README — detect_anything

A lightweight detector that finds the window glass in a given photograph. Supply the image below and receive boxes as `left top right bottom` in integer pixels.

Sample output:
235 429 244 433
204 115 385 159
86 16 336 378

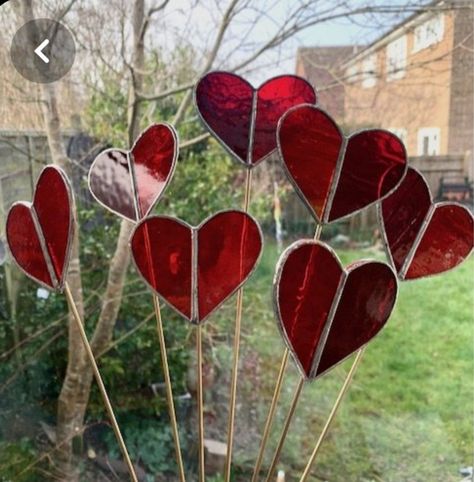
362 54 377 88
386 35 407 81
417 127 441 155
413 14 444 52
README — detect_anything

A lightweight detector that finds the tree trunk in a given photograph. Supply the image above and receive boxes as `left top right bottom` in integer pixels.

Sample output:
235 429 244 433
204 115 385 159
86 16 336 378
53 1 145 479
41 62 89 482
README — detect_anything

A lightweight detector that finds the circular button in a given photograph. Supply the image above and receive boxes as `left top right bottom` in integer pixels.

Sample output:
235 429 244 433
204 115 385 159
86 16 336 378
10 18 76 83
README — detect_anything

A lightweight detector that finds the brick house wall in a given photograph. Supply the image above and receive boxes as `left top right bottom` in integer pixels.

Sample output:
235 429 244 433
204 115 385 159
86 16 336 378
448 2 473 161
295 46 357 122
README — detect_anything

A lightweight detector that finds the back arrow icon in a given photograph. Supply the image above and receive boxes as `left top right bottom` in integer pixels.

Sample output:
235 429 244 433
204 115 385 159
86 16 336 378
34 39 50 64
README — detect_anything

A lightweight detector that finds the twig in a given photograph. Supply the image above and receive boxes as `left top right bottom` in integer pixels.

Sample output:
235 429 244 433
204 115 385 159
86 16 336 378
196 324 205 482
153 295 186 482
251 349 289 482
264 378 305 482
224 168 252 481
298 348 366 482
64 283 138 482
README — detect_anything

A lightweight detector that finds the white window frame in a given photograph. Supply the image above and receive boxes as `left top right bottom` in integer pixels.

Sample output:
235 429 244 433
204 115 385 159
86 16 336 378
362 54 377 88
388 127 408 145
345 64 358 84
417 127 441 155
413 14 444 53
386 35 407 81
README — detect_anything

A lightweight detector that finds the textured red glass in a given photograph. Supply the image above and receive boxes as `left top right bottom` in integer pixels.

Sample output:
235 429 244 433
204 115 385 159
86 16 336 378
278 105 407 223
131 210 263 324
405 205 473 278
276 243 341 375
381 168 431 272
278 106 341 220
89 123 177 221
195 71 316 167
329 129 407 221
275 241 397 380
197 211 262 320
131 217 192 318
131 124 177 217
317 262 398 376
381 167 474 279
6 166 73 290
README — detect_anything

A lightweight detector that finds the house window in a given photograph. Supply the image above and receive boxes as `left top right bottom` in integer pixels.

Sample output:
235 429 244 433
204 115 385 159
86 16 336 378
362 54 377 88
417 127 440 155
386 35 407 81
413 14 444 52
345 64 358 84
388 128 407 145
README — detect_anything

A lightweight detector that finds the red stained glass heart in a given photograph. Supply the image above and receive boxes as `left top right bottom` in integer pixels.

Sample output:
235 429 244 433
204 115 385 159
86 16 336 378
130 210 263 324
380 167 473 280
88 123 178 221
6 165 74 291
278 105 407 223
195 72 316 167
274 241 397 380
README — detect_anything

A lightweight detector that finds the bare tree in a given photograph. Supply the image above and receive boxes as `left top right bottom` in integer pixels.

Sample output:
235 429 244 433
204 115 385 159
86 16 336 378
2 0 456 479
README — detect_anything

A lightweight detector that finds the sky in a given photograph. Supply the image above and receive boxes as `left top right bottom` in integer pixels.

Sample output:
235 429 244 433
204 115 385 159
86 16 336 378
157 0 417 81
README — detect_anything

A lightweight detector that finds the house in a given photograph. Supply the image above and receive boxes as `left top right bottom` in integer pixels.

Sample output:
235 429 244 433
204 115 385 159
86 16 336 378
292 0 473 233
341 0 473 162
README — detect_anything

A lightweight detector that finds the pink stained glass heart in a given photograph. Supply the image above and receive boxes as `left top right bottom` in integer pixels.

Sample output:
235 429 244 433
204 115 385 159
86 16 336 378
278 104 407 223
6 165 74 290
88 123 178 222
195 71 316 167
130 210 263 324
275 240 397 380
380 167 474 280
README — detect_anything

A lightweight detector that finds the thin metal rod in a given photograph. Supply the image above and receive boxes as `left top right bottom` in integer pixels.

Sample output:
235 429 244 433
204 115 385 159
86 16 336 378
153 295 186 482
196 324 205 482
251 348 289 482
63 283 138 482
224 169 253 482
264 377 305 482
251 223 323 481
299 347 366 482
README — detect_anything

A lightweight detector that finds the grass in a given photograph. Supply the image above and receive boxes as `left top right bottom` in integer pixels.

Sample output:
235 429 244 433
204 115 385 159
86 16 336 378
235 239 473 482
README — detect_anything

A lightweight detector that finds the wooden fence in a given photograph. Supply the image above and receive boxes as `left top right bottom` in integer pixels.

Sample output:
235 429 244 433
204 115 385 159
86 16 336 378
280 153 473 239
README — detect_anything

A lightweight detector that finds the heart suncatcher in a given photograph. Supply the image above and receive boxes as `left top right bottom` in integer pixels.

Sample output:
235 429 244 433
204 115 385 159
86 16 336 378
195 71 316 167
274 240 397 380
130 210 263 324
278 104 407 223
6 165 74 291
380 167 474 280
88 123 178 222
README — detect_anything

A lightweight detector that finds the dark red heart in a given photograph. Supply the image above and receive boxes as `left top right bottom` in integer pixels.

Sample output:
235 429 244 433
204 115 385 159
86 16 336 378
278 105 407 223
6 165 74 290
88 123 177 221
380 167 473 280
274 241 397 380
130 210 263 324
195 71 316 167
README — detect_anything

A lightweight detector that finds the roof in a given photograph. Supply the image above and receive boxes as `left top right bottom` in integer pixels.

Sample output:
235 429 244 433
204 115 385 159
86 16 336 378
297 46 359 86
341 0 469 68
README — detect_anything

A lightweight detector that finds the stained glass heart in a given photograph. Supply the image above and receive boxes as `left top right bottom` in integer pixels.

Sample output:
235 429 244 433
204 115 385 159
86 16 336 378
6 165 74 291
88 123 178 222
380 167 473 280
278 104 407 223
274 240 397 380
195 71 316 167
130 210 263 324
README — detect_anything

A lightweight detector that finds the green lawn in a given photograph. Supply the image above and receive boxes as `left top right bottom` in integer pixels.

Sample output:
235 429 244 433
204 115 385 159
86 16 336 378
236 240 473 482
